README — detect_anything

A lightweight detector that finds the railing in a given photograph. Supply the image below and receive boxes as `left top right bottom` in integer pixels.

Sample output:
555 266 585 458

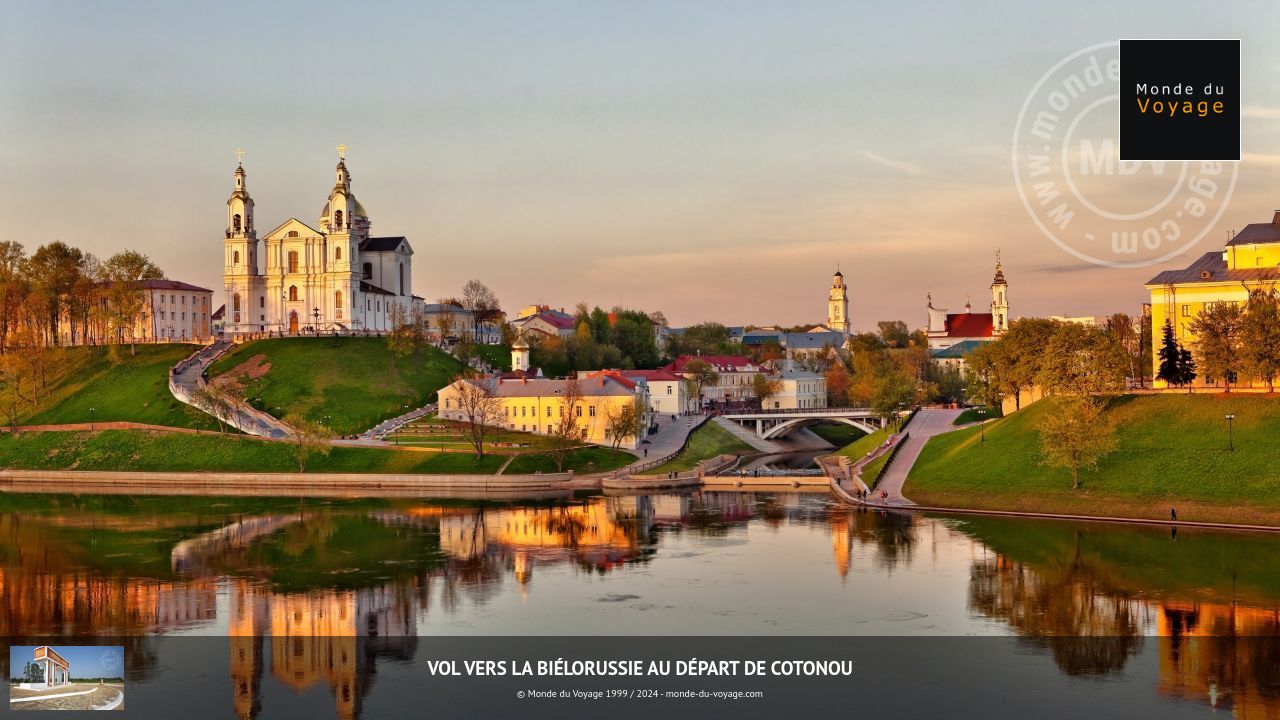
615 414 712 476
870 431 910 489
721 406 876 417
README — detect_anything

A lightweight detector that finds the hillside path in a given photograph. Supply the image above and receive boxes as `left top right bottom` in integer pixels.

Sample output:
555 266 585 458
875 407 965 506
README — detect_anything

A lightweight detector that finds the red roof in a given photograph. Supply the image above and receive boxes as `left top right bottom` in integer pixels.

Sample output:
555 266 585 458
664 355 757 373
944 313 994 339
622 369 682 382
582 370 638 390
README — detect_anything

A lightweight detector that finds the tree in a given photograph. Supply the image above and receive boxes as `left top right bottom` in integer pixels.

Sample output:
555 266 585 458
871 366 916 422
26 241 89 346
749 372 783 406
877 320 910 348
605 397 644 451
1036 323 1127 397
284 413 331 472
681 359 719 412
1038 396 1115 489
0 241 27 352
451 375 503 458
1189 301 1245 391
1156 318 1181 386
1177 345 1197 390
1241 288 1280 391
460 279 503 325
102 250 164 354
547 376 585 471
189 384 232 434
824 362 851 406
1104 312 1139 383
964 341 1003 409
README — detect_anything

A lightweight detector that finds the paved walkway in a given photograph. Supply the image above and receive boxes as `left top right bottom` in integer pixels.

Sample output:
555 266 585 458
620 413 708 473
170 341 292 440
874 407 965 506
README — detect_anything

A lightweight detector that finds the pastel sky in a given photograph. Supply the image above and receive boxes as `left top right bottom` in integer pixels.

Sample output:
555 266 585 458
3 1 1279 329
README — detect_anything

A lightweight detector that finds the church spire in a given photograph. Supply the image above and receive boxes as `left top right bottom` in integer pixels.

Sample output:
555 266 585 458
227 149 254 239
990 250 1008 335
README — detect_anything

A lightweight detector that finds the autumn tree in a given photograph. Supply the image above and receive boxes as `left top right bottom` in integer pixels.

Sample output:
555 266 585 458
1190 301 1245 391
284 412 332 472
605 397 644 451
680 359 719 412
1037 322 1127 397
749 372 783 406
824 362 851 406
1241 288 1280 391
1039 396 1115 489
102 250 163 354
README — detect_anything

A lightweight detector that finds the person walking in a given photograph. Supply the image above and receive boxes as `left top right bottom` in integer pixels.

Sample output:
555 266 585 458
1171 507 1177 522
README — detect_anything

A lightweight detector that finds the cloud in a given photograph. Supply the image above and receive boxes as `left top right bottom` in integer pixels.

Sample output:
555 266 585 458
1244 105 1280 120
860 150 932 177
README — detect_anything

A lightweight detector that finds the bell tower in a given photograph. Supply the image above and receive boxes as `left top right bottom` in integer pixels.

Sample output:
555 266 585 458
827 268 850 338
990 251 1009 335
225 150 258 277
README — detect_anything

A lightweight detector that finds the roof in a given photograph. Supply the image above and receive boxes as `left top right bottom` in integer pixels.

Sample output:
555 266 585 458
664 355 758 373
457 375 638 399
1146 250 1280 285
211 304 225 320
1226 214 1280 246
930 339 989 359
621 369 683 382
783 331 845 349
518 312 576 330
942 313 994 339
580 370 638 390
422 302 466 313
360 281 395 296
140 279 213 293
359 236 408 252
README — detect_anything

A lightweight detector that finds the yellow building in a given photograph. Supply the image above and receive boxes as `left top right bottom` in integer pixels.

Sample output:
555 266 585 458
437 372 648 450
1145 210 1280 389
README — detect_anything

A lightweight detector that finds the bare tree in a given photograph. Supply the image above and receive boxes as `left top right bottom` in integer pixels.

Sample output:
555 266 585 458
461 279 503 327
190 384 232 434
605 397 644 450
451 375 504 458
547 377 585 471
284 413 332 472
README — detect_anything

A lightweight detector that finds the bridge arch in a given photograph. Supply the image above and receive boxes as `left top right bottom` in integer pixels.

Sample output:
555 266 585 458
760 416 881 440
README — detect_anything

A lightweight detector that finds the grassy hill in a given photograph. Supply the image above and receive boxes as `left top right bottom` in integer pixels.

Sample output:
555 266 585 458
19 344 217 430
207 337 462 435
909 394 1280 525
0 430 506 474
649 421 755 473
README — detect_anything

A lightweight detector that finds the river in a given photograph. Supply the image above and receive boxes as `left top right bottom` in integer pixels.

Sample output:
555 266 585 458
3 489 1278 717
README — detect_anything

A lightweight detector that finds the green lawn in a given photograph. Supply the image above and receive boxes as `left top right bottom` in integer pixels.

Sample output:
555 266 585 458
503 446 633 474
207 337 462 435
20 344 219 430
0 430 505 474
834 426 890 460
648 421 755 473
809 422 866 447
470 343 511 372
861 451 891 487
953 406 1000 425
909 394 1280 525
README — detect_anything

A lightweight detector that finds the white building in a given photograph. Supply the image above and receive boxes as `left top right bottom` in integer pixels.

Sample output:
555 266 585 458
222 150 415 337
771 364 828 410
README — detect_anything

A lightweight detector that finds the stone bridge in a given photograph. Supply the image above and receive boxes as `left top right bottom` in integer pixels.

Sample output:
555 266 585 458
720 407 884 439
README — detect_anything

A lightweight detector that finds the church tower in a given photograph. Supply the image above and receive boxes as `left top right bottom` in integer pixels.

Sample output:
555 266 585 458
224 152 262 331
990 251 1009 335
827 268 850 337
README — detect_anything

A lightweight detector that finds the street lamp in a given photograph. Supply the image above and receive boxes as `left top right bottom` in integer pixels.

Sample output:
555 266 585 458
978 408 987 443
1226 413 1235 452
89 407 95 432
312 307 321 333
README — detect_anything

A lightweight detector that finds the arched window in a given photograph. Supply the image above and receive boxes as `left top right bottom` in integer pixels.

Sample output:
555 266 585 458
232 214 242 232
398 263 405 295
289 285 298 301
287 251 299 273
334 209 343 228
232 293 241 312
233 250 240 265
336 246 342 261
334 290 343 309
362 262 372 280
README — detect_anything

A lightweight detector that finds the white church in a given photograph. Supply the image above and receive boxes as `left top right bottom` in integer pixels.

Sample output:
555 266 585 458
222 149 415 336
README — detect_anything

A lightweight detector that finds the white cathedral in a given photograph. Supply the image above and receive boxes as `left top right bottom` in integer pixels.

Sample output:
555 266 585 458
222 150 415 336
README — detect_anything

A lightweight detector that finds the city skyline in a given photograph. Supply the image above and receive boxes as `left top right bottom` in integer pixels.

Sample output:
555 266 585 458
5 1 1280 327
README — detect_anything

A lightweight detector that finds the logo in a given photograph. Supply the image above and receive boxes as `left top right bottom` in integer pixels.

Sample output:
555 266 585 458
100 647 123 672
1012 41 1238 268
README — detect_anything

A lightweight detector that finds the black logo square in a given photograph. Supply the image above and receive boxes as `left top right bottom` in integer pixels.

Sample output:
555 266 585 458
1119 39 1240 161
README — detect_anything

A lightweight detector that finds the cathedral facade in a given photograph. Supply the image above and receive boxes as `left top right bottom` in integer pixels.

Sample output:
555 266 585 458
222 152 415 336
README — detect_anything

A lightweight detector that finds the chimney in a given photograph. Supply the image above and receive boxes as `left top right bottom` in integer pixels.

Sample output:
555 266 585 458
1273 210 1280 225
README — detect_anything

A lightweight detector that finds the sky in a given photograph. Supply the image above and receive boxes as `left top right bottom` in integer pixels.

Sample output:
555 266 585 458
3 1 1280 330
9 645 124 680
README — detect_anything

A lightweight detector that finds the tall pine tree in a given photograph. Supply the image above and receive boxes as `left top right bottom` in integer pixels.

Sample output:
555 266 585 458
1156 319 1181 385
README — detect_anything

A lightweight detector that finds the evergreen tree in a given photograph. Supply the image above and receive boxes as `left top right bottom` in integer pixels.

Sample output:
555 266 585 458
1177 345 1197 390
1156 319 1181 385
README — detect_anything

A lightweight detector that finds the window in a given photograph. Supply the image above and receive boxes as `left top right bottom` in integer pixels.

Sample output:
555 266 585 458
336 246 342 261
288 251 299 273
399 263 405 295
334 209 343 228
1182 305 1190 317
546 406 552 417
589 406 596 417
334 291 343 309
232 214 241 232
576 406 582 417
289 285 298 301
232 293 241 312
233 250 240 265
259 296 264 308
362 262 372 280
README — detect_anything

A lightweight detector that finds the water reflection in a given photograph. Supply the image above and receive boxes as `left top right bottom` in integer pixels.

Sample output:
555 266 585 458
6 494 1280 717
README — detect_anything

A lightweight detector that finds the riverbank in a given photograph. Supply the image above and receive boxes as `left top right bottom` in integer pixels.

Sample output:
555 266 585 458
906 395 1280 527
